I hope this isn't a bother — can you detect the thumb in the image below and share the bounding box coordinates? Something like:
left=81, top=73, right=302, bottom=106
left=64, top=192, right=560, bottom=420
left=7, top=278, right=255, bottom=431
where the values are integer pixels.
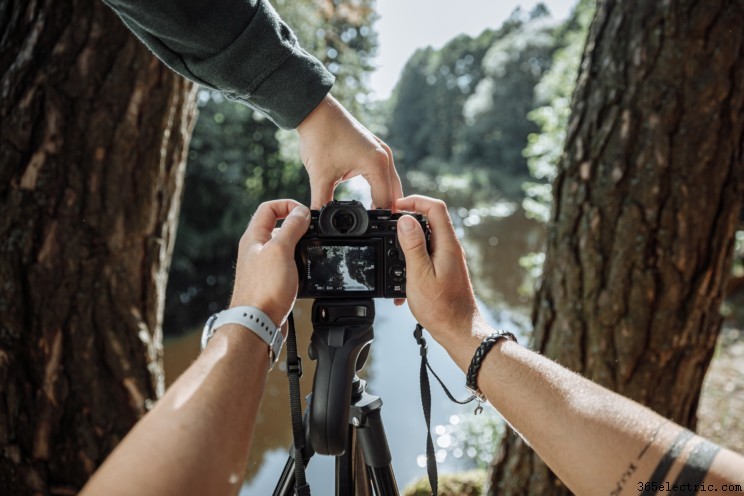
left=273, top=205, right=311, bottom=248
left=397, top=215, right=433, bottom=279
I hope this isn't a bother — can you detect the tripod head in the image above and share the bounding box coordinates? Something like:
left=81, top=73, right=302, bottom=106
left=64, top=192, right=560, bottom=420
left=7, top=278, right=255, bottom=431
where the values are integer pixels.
left=308, top=298, right=375, bottom=456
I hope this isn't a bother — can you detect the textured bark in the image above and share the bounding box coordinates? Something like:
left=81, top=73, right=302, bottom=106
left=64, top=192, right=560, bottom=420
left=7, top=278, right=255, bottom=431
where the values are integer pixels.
left=0, top=0, right=197, bottom=493
left=491, top=1, right=744, bottom=494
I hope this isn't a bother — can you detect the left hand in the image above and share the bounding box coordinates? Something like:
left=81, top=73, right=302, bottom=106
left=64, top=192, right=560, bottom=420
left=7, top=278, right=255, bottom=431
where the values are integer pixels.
left=297, top=94, right=403, bottom=209
left=230, top=200, right=310, bottom=326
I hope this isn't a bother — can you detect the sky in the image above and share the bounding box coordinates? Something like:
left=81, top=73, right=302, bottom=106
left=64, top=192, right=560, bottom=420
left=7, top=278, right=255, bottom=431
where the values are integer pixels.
left=369, top=0, right=578, bottom=100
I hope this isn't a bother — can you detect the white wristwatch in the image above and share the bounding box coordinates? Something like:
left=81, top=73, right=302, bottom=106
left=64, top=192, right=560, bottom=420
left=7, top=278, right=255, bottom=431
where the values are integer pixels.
left=201, top=306, right=283, bottom=370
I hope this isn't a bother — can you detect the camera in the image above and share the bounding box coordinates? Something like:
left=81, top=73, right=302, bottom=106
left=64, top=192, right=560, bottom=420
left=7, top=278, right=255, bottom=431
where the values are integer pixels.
left=295, top=200, right=430, bottom=298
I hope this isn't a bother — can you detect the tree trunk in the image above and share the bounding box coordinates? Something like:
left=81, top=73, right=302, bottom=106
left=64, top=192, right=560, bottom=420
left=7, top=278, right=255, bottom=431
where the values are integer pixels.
left=491, top=1, right=744, bottom=494
left=0, top=1, right=197, bottom=493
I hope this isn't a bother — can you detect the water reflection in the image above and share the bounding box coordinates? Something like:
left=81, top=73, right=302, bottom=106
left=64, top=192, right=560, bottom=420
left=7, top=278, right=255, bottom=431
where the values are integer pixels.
left=458, top=204, right=545, bottom=329
left=163, top=205, right=544, bottom=493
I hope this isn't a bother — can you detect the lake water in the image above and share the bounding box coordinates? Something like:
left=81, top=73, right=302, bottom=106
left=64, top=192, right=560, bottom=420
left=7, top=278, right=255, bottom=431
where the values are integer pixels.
left=163, top=204, right=545, bottom=493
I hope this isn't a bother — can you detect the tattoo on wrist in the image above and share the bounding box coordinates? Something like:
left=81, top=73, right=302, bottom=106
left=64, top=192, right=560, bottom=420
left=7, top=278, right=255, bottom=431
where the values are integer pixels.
left=611, top=425, right=723, bottom=496
left=639, top=429, right=695, bottom=495
left=668, top=438, right=720, bottom=491
left=610, top=421, right=668, bottom=496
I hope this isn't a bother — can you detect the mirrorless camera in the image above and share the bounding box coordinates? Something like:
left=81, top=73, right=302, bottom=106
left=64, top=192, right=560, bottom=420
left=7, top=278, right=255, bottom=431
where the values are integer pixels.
left=295, top=200, right=430, bottom=298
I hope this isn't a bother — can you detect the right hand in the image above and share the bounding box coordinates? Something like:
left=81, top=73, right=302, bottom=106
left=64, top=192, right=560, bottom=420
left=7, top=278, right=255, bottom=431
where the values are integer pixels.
left=297, top=94, right=403, bottom=210
left=395, top=195, right=480, bottom=342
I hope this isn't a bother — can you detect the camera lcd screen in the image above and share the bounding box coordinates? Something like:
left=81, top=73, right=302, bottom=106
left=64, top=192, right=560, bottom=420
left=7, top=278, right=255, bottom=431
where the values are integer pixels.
left=299, top=240, right=377, bottom=294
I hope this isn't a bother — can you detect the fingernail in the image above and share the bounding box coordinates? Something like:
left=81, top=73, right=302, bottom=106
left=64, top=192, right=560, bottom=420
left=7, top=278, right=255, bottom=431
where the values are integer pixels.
left=290, top=205, right=310, bottom=218
left=399, top=215, right=415, bottom=232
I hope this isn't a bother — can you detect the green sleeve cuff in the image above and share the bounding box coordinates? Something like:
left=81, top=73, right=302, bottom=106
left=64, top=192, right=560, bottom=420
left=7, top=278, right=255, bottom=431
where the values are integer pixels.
left=227, top=47, right=335, bottom=130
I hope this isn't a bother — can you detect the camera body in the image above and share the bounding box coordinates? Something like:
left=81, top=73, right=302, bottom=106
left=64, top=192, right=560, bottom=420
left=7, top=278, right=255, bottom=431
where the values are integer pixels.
left=295, top=200, right=429, bottom=299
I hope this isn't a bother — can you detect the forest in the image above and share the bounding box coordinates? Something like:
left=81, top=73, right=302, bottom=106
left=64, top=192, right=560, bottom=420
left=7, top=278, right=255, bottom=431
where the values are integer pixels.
left=1, top=0, right=743, bottom=494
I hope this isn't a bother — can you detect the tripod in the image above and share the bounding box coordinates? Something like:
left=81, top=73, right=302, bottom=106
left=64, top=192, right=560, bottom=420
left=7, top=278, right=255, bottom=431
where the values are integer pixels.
left=273, top=299, right=400, bottom=496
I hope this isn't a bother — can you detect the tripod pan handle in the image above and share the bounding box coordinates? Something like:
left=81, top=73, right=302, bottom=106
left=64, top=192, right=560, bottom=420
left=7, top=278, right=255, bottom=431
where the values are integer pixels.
left=309, top=323, right=373, bottom=455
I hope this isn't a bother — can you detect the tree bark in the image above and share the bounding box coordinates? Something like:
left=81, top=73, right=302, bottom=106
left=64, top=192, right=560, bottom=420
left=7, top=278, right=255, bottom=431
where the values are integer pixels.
left=491, top=1, right=744, bottom=494
left=0, top=1, right=197, bottom=493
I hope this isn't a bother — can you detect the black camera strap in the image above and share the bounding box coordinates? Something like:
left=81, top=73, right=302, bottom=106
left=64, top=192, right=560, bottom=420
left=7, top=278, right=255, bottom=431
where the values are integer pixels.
left=286, top=312, right=311, bottom=496
left=413, top=324, right=480, bottom=496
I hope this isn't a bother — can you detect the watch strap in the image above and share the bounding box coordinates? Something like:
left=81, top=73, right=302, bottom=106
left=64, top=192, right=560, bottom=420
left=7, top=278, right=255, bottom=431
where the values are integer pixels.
left=202, top=306, right=283, bottom=369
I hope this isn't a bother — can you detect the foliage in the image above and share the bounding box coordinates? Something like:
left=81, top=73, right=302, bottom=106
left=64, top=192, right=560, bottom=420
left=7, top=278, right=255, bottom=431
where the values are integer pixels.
left=387, top=32, right=494, bottom=166
left=273, top=0, right=378, bottom=117
left=403, top=470, right=487, bottom=496
left=164, top=1, right=379, bottom=335
left=386, top=5, right=560, bottom=203
left=458, top=11, right=556, bottom=177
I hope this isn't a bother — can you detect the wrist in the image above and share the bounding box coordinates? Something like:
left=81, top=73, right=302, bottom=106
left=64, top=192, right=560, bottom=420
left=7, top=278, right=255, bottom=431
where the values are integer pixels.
left=228, top=298, right=283, bottom=329
left=424, top=298, right=483, bottom=342
left=203, top=306, right=283, bottom=369
left=465, top=331, right=519, bottom=401
left=211, top=323, right=270, bottom=363
left=436, top=315, right=500, bottom=373
left=296, top=93, right=336, bottom=137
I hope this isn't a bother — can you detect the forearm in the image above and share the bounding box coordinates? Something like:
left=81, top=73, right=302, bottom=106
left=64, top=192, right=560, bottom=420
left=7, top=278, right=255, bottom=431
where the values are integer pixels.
left=437, top=326, right=744, bottom=495
left=81, top=325, right=269, bottom=496
left=395, top=194, right=743, bottom=494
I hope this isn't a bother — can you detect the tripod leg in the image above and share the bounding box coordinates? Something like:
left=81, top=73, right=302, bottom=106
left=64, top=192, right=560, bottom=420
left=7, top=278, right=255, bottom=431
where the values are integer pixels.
left=335, top=426, right=374, bottom=496
left=273, top=452, right=299, bottom=496
left=357, top=409, right=399, bottom=495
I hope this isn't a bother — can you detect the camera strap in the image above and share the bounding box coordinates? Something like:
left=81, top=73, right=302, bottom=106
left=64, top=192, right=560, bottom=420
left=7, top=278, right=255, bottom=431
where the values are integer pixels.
left=413, top=324, right=480, bottom=496
left=286, top=311, right=311, bottom=496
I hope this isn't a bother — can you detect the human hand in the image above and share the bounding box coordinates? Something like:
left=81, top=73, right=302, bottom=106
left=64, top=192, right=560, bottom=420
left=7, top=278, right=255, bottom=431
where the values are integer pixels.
left=395, top=195, right=481, bottom=342
left=297, top=94, right=403, bottom=209
left=230, top=200, right=310, bottom=327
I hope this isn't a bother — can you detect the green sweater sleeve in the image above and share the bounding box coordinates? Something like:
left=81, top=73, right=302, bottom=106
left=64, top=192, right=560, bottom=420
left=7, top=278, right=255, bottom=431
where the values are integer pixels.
left=103, top=0, right=334, bottom=129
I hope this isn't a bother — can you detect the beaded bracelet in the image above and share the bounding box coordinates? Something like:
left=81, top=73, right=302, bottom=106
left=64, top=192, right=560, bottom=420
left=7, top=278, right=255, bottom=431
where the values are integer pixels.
left=466, top=331, right=518, bottom=405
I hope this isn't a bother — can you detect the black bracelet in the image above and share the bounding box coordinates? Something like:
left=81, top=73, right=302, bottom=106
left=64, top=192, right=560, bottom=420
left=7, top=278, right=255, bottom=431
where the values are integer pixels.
left=466, top=331, right=518, bottom=403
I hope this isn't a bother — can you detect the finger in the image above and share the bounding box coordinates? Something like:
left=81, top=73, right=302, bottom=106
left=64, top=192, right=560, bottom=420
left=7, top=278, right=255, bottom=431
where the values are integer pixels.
left=271, top=205, right=311, bottom=249
left=247, top=199, right=304, bottom=244
left=365, top=147, right=394, bottom=209
left=397, top=214, right=435, bottom=280
left=390, top=165, right=404, bottom=207
left=394, top=297, right=406, bottom=306
left=309, top=175, right=337, bottom=210
left=376, top=139, right=404, bottom=207
left=395, top=195, right=458, bottom=252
